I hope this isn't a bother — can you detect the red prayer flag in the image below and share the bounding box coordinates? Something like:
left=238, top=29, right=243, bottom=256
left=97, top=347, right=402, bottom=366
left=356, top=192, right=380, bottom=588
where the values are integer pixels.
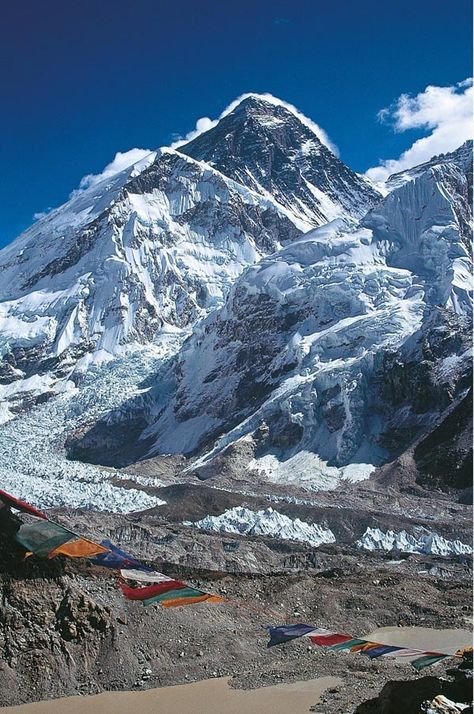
left=0, top=489, right=47, bottom=520
left=120, top=580, right=185, bottom=601
left=309, top=633, right=353, bottom=646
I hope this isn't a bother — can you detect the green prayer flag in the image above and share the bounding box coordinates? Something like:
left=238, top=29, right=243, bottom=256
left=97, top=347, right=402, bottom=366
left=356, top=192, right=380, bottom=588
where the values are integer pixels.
left=143, top=587, right=204, bottom=606
left=15, top=520, right=74, bottom=558
left=330, top=638, right=368, bottom=651
left=411, top=654, right=448, bottom=671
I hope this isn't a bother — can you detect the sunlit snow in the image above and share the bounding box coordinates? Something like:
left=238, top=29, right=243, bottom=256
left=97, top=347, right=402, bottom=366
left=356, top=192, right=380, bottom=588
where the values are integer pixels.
left=356, top=527, right=473, bottom=556
left=186, top=506, right=336, bottom=547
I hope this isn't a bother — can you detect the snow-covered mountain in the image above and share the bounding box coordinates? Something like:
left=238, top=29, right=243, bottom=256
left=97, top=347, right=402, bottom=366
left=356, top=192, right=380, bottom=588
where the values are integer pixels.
left=0, top=95, right=471, bottom=507
left=142, top=141, right=472, bottom=489
left=0, top=95, right=378, bottom=421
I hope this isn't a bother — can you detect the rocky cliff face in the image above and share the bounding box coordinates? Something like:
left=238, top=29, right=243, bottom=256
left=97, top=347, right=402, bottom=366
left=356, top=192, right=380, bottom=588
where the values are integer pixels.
left=180, top=94, right=379, bottom=227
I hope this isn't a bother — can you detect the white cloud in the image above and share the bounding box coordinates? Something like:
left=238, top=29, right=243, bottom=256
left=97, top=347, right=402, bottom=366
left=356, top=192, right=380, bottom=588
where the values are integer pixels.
left=171, top=116, right=218, bottom=148
left=78, top=148, right=155, bottom=191
left=171, top=92, right=338, bottom=154
left=366, top=79, right=473, bottom=183
left=33, top=209, right=52, bottom=221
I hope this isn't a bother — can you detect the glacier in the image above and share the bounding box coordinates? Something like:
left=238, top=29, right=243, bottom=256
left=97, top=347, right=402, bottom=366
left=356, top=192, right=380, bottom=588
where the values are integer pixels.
left=0, top=336, right=183, bottom=512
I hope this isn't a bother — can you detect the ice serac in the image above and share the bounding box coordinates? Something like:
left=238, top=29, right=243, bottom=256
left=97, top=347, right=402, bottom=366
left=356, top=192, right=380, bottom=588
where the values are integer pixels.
left=369, top=140, right=473, bottom=313
left=186, top=506, right=336, bottom=547
left=180, top=94, right=380, bottom=230
left=145, top=142, right=472, bottom=490
left=355, top=527, right=473, bottom=556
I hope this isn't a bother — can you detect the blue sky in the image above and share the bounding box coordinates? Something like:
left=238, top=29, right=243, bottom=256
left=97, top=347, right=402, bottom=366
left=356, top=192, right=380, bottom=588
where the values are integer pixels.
left=0, top=0, right=472, bottom=247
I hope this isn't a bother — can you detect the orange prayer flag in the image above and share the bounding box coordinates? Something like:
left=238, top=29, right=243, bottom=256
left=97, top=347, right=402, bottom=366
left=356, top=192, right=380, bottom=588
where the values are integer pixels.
left=162, top=594, right=225, bottom=608
left=350, top=641, right=376, bottom=653
left=48, top=538, right=109, bottom=559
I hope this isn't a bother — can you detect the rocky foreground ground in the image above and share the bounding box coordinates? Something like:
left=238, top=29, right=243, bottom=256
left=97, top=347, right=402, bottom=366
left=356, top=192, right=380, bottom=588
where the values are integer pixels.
left=0, top=476, right=472, bottom=714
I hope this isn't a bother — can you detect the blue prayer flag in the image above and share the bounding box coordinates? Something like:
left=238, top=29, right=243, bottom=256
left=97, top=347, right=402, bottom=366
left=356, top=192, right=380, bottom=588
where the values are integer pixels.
left=89, top=540, right=151, bottom=571
left=268, top=624, right=316, bottom=647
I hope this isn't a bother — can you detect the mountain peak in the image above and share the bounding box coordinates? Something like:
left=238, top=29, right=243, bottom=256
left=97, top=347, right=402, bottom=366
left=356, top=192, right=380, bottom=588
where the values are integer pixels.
left=212, top=93, right=335, bottom=151
left=223, top=93, right=301, bottom=119
left=226, top=93, right=278, bottom=113
left=179, top=94, right=379, bottom=228
left=221, top=94, right=323, bottom=142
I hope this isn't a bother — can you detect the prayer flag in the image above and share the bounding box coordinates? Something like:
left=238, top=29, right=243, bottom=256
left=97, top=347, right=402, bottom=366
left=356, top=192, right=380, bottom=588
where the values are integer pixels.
left=15, top=520, right=75, bottom=558
left=141, top=587, right=205, bottom=605
left=48, top=538, right=109, bottom=559
left=330, top=638, right=368, bottom=651
left=359, top=644, right=403, bottom=658
left=120, top=580, right=184, bottom=601
left=162, top=594, right=225, bottom=608
left=89, top=540, right=151, bottom=571
left=267, top=624, right=460, bottom=671
left=268, top=624, right=319, bottom=647
left=0, top=489, right=47, bottom=520
left=120, top=569, right=173, bottom=583
left=309, top=633, right=353, bottom=646
left=411, top=654, right=448, bottom=671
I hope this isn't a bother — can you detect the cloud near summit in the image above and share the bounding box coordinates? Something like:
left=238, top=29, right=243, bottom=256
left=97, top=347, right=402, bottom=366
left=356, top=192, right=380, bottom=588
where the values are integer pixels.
left=71, top=84, right=471, bottom=196
left=171, top=93, right=338, bottom=155
left=366, top=78, right=473, bottom=183
left=78, top=148, right=156, bottom=191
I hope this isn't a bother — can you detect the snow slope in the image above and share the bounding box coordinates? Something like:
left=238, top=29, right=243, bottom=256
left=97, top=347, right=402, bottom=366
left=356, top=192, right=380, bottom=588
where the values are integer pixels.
left=0, top=153, right=301, bottom=420
left=0, top=150, right=297, bottom=349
